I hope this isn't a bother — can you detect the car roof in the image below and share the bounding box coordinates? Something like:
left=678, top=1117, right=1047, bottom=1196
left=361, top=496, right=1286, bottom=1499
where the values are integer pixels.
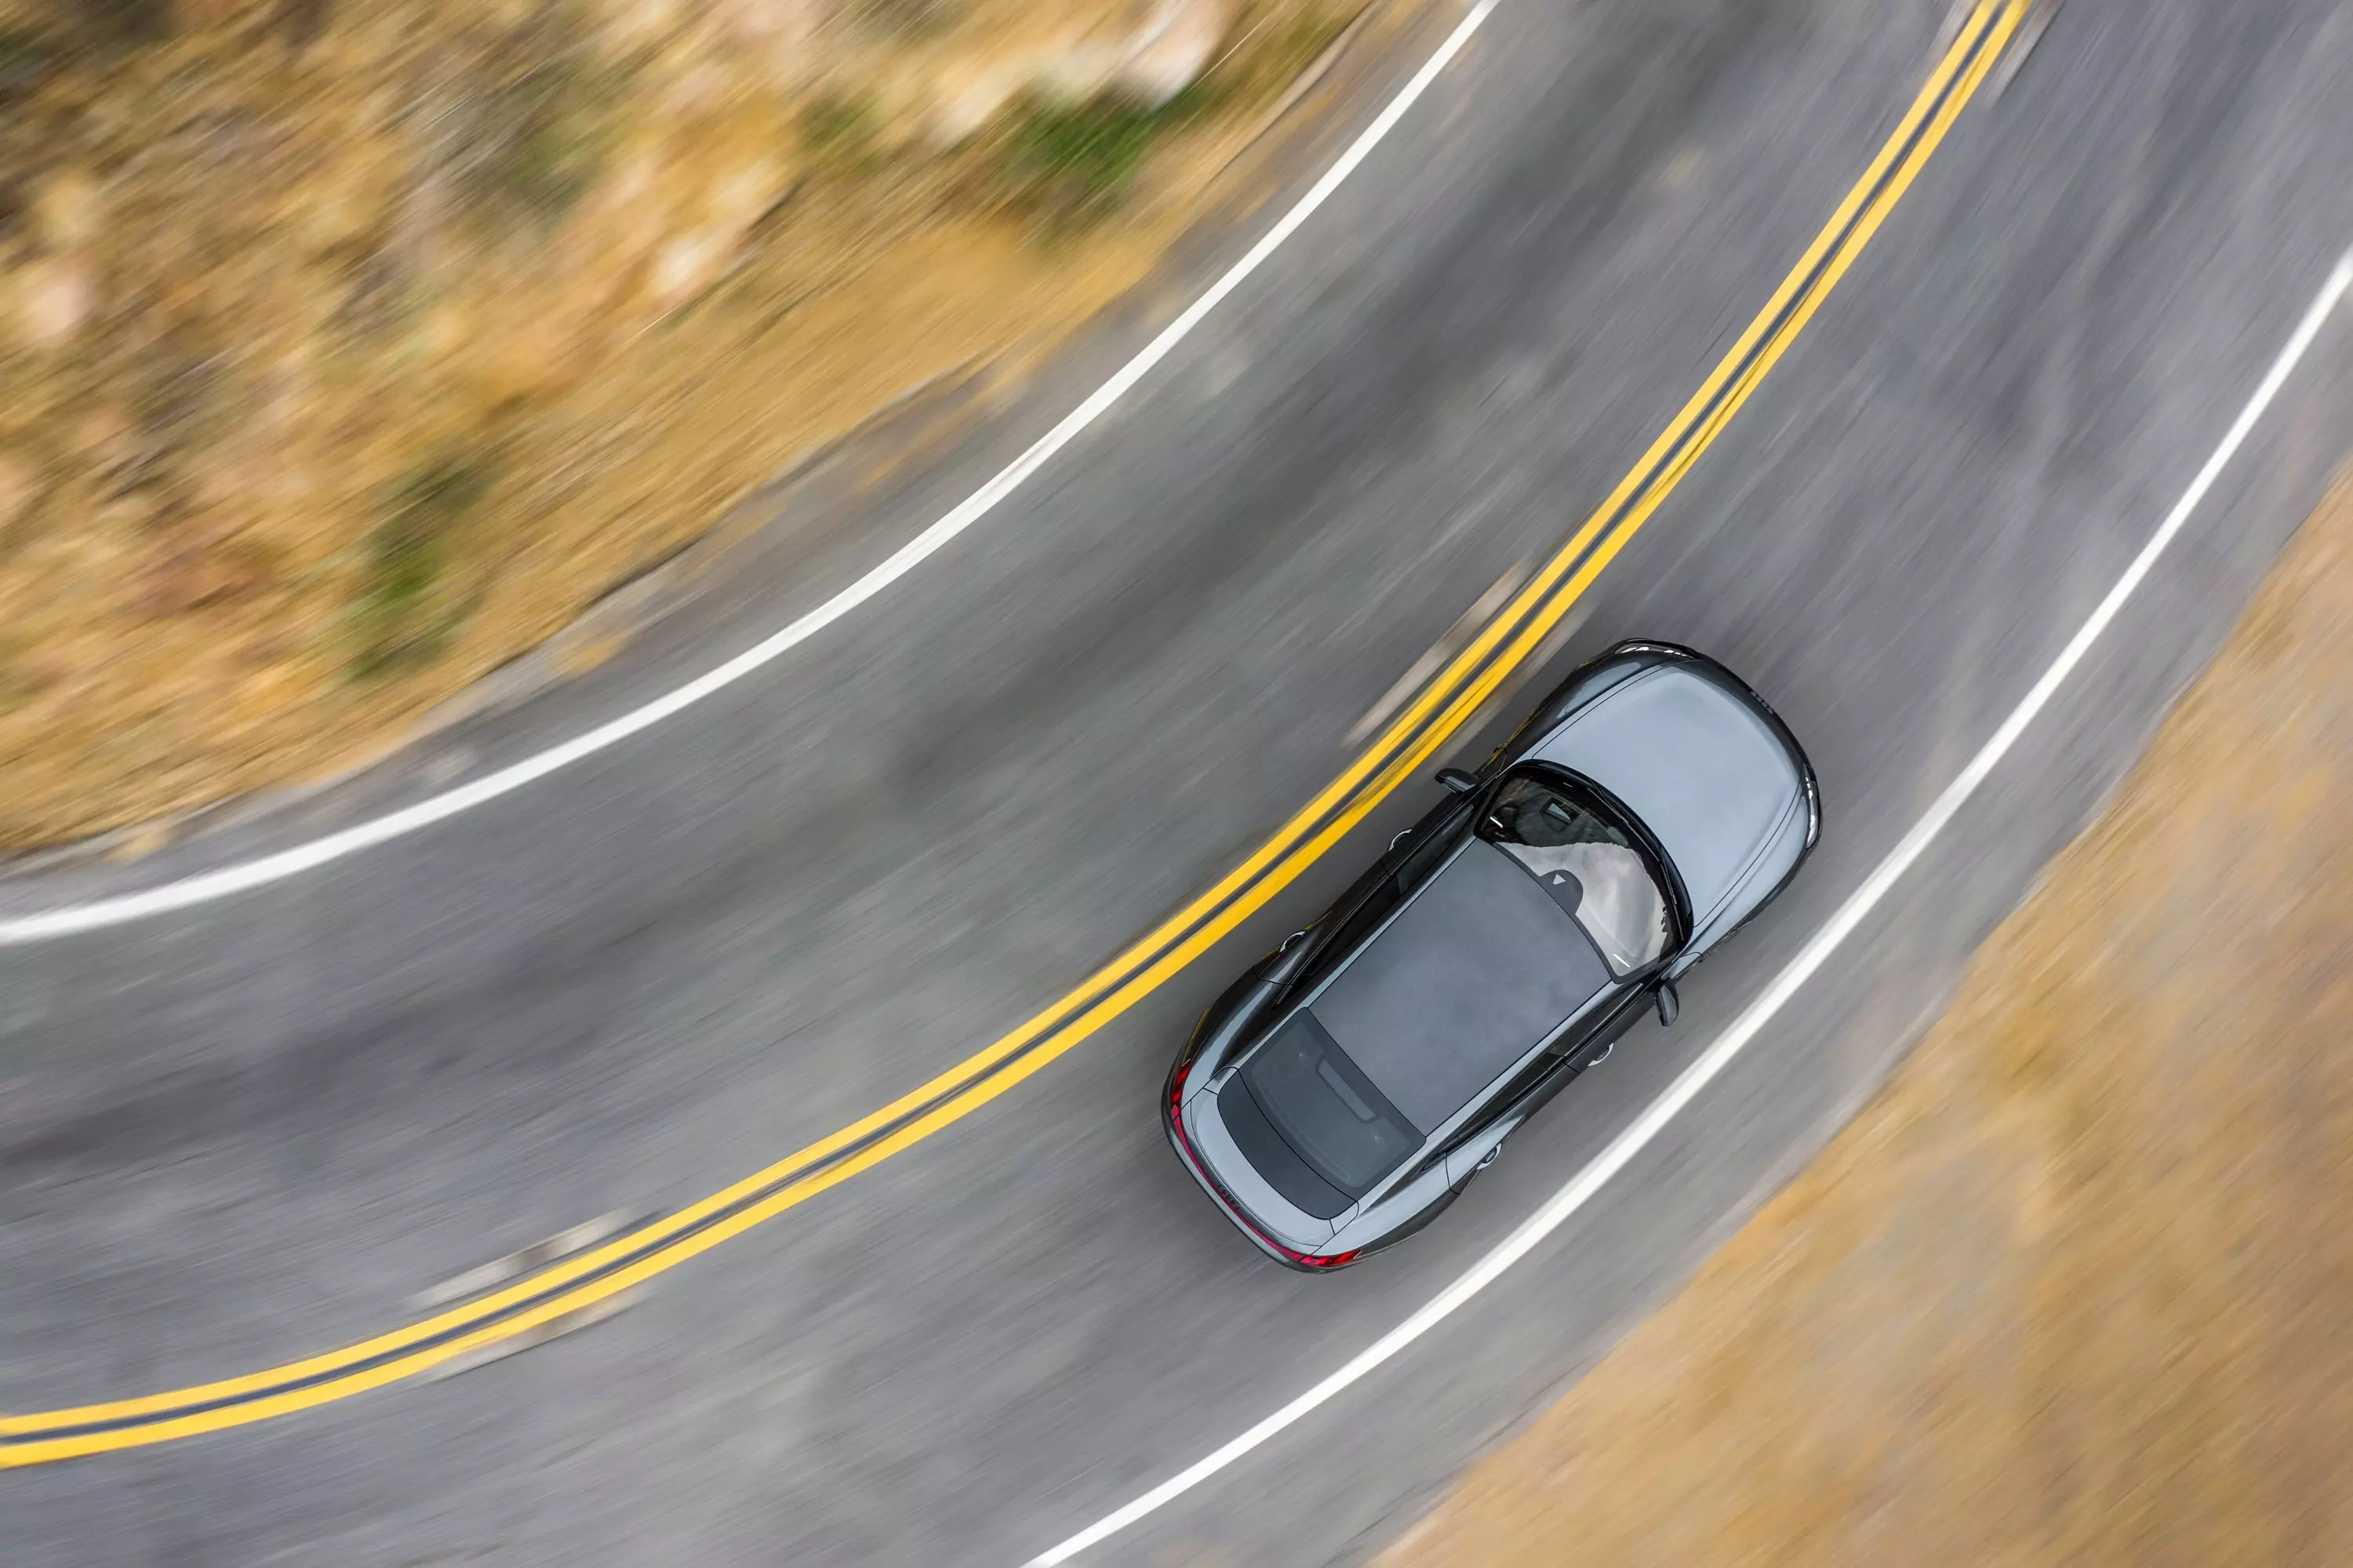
left=1307, top=839, right=1612, bottom=1130
left=1528, top=663, right=1798, bottom=920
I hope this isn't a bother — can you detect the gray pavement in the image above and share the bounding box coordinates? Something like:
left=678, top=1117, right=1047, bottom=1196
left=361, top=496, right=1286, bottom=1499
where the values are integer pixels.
left=5, top=0, right=2353, bottom=1563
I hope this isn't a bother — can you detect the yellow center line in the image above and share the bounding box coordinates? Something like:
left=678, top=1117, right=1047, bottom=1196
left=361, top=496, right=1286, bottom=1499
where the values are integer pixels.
left=2, top=0, right=2024, bottom=1464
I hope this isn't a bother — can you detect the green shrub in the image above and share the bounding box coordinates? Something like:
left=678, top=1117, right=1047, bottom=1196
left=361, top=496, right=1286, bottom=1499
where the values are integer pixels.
left=801, top=93, right=878, bottom=164
left=0, top=29, right=59, bottom=99
left=350, top=457, right=492, bottom=678
left=71, top=0, right=172, bottom=47
left=1001, top=96, right=1170, bottom=224
left=442, top=6, right=616, bottom=236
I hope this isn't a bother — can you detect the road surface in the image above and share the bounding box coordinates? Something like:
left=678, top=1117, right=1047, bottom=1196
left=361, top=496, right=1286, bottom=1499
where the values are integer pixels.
left=5, top=0, right=2351, bottom=1563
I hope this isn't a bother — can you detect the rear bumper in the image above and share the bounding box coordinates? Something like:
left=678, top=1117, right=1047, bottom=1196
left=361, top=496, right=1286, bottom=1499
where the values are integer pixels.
left=1162, top=1077, right=1353, bottom=1274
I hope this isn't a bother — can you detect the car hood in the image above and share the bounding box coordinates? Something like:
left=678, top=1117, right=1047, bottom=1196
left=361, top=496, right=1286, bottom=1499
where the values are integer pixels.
left=1528, top=663, right=1798, bottom=923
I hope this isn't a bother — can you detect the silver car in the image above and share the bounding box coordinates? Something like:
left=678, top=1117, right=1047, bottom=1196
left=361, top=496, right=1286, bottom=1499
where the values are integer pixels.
left=1164, top=642, right=1820, bottom=1270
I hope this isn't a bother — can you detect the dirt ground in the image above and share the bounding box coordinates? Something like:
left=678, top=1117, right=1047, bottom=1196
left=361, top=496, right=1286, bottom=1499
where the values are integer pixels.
left=1381, top=475, right=2353, bottom=1568
left=0, top=0, right=1369, bottom=849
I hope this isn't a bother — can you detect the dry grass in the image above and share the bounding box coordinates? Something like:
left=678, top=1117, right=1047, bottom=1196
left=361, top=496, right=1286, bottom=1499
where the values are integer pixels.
left=0, top=0, right=1369, bottom=849
left=1384, top=475, right=2353, bottom=1568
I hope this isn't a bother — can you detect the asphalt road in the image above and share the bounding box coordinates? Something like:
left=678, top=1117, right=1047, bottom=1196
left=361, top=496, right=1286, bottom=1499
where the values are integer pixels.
left=6, top=0, right=2353, bottom=1563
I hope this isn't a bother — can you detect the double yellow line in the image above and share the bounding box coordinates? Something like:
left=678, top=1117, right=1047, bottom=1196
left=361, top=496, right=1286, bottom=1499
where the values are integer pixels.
left=1, top=0, right=2024, bottom=1467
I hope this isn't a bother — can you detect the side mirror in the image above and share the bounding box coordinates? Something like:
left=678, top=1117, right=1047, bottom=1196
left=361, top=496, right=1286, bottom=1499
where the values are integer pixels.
left=1654, top=980, right=1680, bottom=1028
left=1436, top=767, right=1479, bottom=795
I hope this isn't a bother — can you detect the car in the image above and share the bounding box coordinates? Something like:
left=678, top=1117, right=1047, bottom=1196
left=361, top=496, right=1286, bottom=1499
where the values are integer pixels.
left=1162, top=641, right=1820, bottom=1271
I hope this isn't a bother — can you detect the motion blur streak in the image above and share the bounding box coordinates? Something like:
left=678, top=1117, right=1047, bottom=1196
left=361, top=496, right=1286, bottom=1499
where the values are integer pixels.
left=1024, top=251, right=2353, bottom=1568
left=1, top=0, right=2013, bottom=1464
left=0, top=0, right=1501, bottom=947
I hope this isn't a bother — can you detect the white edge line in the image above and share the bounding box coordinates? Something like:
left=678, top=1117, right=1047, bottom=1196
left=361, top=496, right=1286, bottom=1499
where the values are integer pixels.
left=1023, top=253, right=2353, bottom=1568
left=0, top=0, right=1502, bottom=947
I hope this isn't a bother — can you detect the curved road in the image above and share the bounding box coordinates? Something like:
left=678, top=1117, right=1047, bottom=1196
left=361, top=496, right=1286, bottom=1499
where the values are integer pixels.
left=7, top=0, right=2353, bottom=1563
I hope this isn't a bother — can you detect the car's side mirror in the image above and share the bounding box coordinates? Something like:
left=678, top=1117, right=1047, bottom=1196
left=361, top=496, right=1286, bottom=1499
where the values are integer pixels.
left=1654, top=980, right=1680, bottom=1028
left=1436, top=767, right=1479, bottom=795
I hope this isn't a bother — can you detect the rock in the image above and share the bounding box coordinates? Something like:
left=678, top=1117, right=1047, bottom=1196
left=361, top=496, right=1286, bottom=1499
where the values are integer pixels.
left=931, top=63, right=1025, bottom=145
left=646, top=152, right=787, bottom=310
left=926, top=0, right=1233, bottom=144
left=650, top=230, right=722, bottom=309
left=929, top=42, right=1126, bottom=143
left=707, top=0, right=820, bottom=82
left=1115, top=0, right=1231, bottom=106
left=17, top=257, right=93, bottom=348
left=597, top=0, right=684, bottom=53
left=1032, top=43, right=1128, bottom=103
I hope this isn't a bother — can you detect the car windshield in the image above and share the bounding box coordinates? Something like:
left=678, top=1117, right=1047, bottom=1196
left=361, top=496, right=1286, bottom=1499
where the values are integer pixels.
left=1240, top=1010, right=1420, bottom=1196
left=1478, top=773, right=1671, bottom=975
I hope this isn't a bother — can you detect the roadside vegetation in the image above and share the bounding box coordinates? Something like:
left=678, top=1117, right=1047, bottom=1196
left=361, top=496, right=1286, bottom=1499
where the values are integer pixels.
left=1383, top=476, right=2353, bottom=1567
left=0, top=0, right=1373, bottom=849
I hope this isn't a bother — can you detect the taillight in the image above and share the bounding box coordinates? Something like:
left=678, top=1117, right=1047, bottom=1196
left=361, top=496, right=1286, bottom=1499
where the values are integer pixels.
left=1167, top=1057, right=1199, bottom=1164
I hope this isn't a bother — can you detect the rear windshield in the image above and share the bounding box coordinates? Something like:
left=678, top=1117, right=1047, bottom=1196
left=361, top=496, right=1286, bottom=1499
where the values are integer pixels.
left=1241, top=1010, right=1420, bottom=1196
